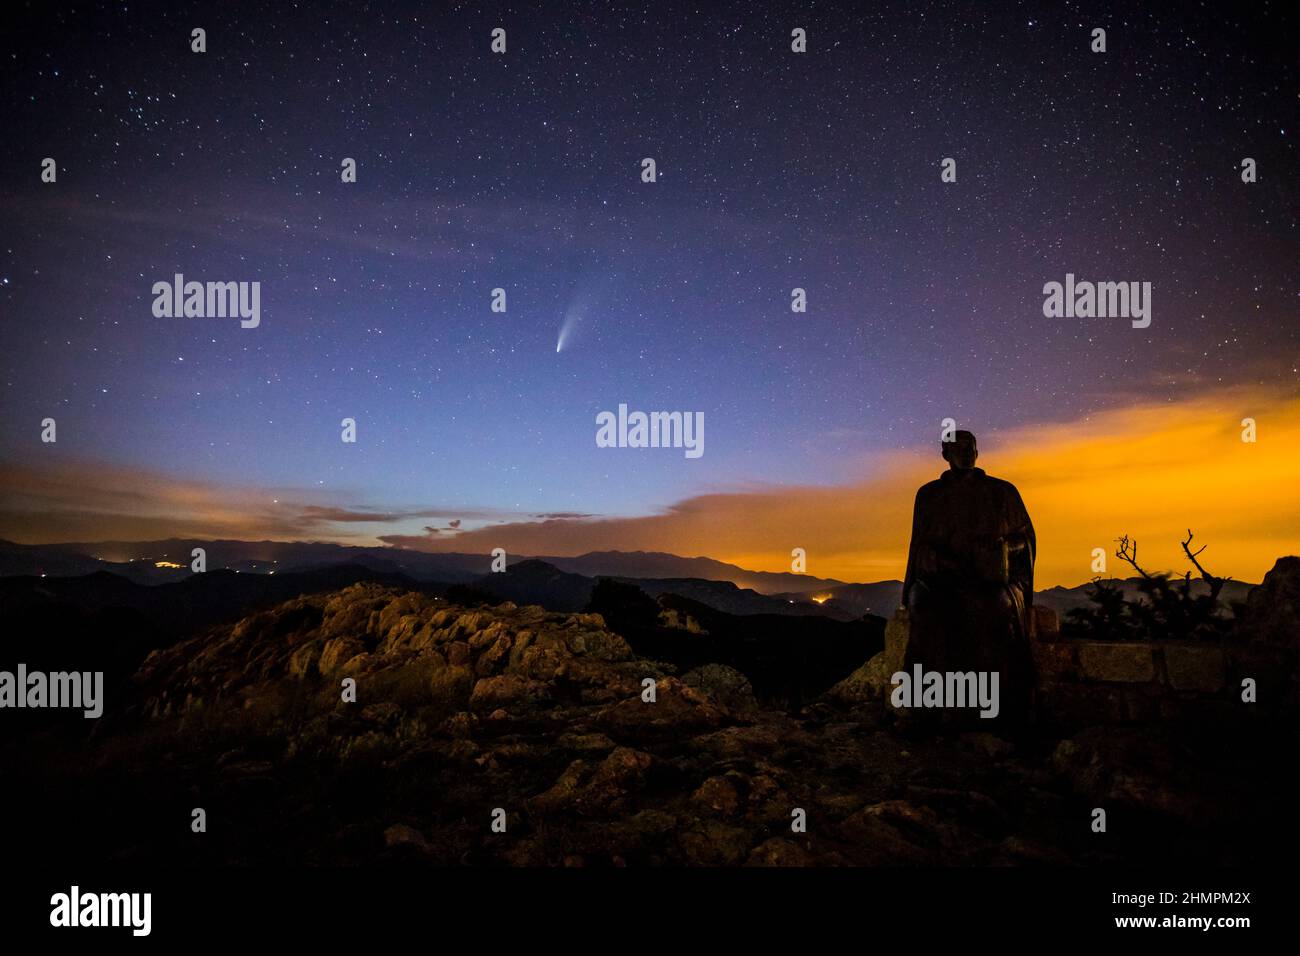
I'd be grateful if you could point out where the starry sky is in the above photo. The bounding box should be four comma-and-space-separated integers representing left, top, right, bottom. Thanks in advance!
1, 1, 1296, 586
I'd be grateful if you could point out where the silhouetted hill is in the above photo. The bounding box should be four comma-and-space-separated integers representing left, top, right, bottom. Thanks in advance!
1034, 576, 1255, 616
2, 538, 494, 582
460, 559, 596, 611
609, 577, 854, 618
0, 538, 148, 579
452, 563, 868, 620
0, 539, 1261, 621
0, 563, 429, 709
540, 550, 845, 594
771, 581, 905, 618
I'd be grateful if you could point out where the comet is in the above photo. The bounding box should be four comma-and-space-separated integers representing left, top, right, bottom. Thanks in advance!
555, 276, 606, 353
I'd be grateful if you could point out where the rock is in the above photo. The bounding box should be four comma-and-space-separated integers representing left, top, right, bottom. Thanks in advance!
825, 608, 908, 706
838, 800, 960, 865
677, 821, 752, 866
474, 633, 514, 676
564, 627, 633, 661
658, 606, 708, 634
360, 702, 401, 726
469, 674, 552, 713
960, 731, 1015, 759
1030, 604, 1061, 641
589, 746, 654, 793
992, 836, 1072, 865
120, 581, 1274, 868
691, 775, 741, 815
1078, 643, 1155, 682
597, 677, 728, 741
556, 732, 616, 751
1037, 682, 1126, 726
531, 747, 653, 815
288, 641, 321, 679
441, 712, 476, 739
745, 838, 813, 867
319, 636, 365, 675
383, 824, 430, 851
340, 652, 369, 676
1030, 641, 1076, 680
1164, 645, 1225, 693
1050, 727, 1211, 825
1240, 556, 1300, 646
682, 664, 758, 714
428, 665, 474, 712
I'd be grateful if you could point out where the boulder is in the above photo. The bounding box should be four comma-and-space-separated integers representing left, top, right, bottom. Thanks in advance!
682, 663, 758, 713
1164, 645, 1225, 693
1078, 643, 1155, 682
319, 636, 365, 675
1240, 556, 1300, 646
824, 608, 908, 705
469, 673, 552, 713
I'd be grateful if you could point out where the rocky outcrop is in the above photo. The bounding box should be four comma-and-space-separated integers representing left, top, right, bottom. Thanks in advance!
824, 609, 909, 707
86, 583, 1291, 867
681, 663, 758, 714
1240, 556, 1300, 646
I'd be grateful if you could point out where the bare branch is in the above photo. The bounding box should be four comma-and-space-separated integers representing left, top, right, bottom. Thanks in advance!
1181, 528, 1230, 601
1115, 535, 1152, 579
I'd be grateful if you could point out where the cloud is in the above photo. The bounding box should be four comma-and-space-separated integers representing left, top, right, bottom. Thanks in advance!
2, 385, 1296, 587
381, 385, 1300, 588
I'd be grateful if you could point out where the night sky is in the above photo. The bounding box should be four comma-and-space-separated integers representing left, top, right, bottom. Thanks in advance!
1, 1, 1296, 583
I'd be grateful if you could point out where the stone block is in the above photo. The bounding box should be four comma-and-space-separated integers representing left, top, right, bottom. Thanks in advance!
883, 610, 910, 665
1031, 641, 1076, 680
1121, 687, 1159, 722
1037, 682, 1125, 726
1030, 605, 1060, 642
1078, 643, 1155, 682
1163, 645, 1225, 693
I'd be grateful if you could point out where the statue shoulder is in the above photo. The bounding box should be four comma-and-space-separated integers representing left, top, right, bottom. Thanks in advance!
982, 472, 1023, 496
915, 477, 945, 499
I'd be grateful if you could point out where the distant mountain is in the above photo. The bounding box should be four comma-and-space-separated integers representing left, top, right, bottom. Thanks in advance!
0, 538, 137, 579
450, 563, 861, 619
0, 540, 1261, 621
1034, 576, 1256, 617
0, 538, 494, 583
538, 550, 844, 594
612, 577, 856, 619
0, 563, 426, 646
0, 540, 848, 596
771, 581, 904, 619
455, 559, 596, 612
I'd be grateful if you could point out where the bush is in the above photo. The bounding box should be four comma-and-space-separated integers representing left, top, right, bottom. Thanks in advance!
1064, 573, 1238, 642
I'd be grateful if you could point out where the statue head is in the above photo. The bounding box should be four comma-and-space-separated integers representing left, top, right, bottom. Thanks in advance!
942, 430, 978, 470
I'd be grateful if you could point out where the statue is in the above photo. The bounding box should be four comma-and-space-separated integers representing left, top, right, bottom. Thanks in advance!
900, 431, 1036, 726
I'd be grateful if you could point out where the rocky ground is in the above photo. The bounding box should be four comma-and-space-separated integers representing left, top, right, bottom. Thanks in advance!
8, 582, 1294, 867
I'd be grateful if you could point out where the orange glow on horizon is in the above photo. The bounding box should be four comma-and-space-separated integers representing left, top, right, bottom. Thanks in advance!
2, 386, 1297, 590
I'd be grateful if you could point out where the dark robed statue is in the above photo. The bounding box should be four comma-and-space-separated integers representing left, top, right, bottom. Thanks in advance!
901, 430, 1036, 724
